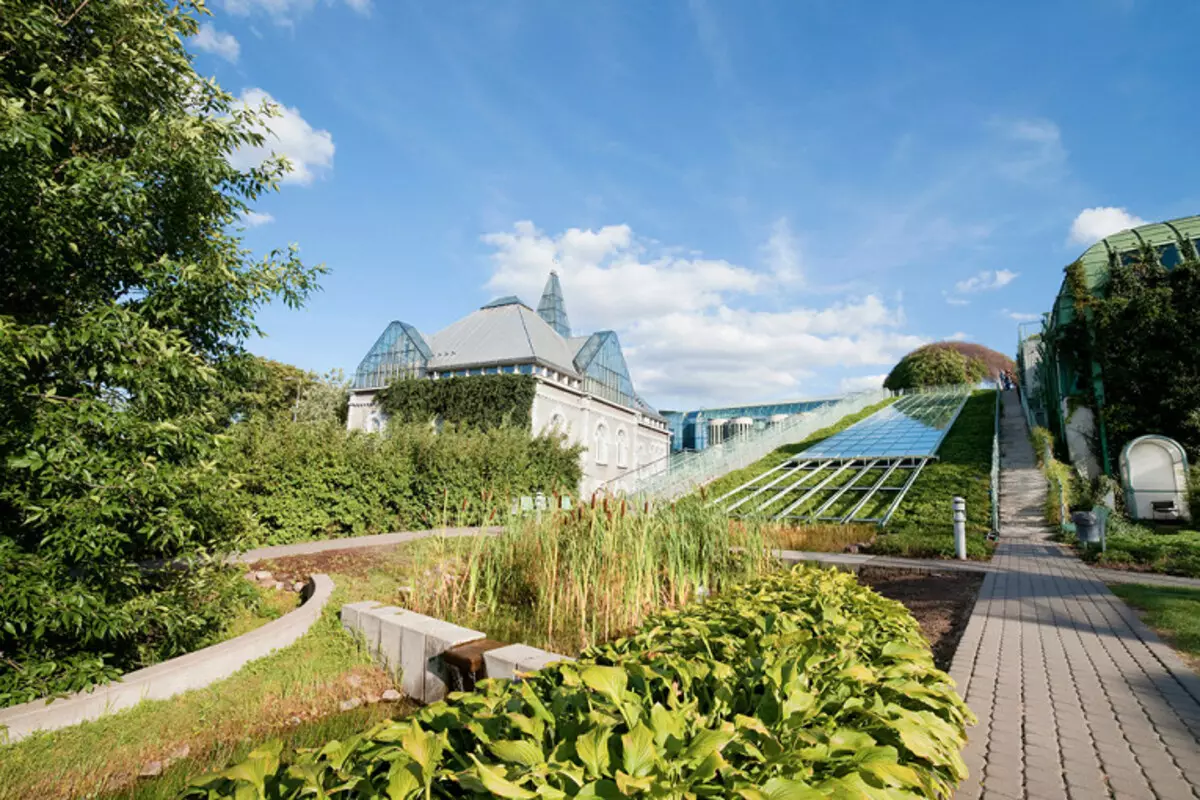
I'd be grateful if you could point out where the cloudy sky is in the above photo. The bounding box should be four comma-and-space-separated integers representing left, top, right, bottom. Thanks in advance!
203, 0, 1200, 409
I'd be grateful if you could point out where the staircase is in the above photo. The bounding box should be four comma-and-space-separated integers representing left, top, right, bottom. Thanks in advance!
998, 389, 1048, 533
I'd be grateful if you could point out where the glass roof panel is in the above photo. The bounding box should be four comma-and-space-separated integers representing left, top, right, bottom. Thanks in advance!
798, 391, 969, 459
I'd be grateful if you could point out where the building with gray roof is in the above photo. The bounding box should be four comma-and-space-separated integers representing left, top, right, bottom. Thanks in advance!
347, 271, 670, 495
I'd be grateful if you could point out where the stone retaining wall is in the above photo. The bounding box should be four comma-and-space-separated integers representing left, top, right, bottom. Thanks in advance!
0, 574, 334, 744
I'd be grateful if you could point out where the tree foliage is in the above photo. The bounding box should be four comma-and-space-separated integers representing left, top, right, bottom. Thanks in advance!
0, 1, 321, 704
378, 374, 538, 430
1087, 253, 1200, 459
883, 343, 1002, 391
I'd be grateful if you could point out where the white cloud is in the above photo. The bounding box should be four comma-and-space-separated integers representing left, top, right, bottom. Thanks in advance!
1068, 207, 1147, 247
953, 269, 1018, 294
944, 296, 970, 307
947, 331, 970, 341
839, 374, 887, 393
762, 217, 803, 286
192, 23, 240, 62
241, 211, 275, 227
1004, 310, 1041, 322
224, 0, 370, 22
483, 221, 927, 404
995, 117, 1067, 181
229, 89, 334, 185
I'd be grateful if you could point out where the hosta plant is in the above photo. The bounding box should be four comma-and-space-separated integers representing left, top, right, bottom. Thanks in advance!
185, 566, 974, 799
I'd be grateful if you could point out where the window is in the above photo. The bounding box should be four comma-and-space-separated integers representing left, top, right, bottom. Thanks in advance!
616, 429, 628, 469
1157, 244, 1182, 269
594, 423, 609, 465
518, 364, 533, 375
549, 412, 566, 433
368, 415, 383, 433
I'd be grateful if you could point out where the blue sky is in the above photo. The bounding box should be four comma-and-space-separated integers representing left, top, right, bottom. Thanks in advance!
194, 0, 1200, 409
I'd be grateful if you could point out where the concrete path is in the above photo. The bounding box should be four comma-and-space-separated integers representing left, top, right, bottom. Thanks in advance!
948, 390, 1200, 800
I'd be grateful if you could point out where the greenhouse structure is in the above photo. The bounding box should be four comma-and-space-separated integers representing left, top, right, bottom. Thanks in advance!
1021, 214, 1200, 477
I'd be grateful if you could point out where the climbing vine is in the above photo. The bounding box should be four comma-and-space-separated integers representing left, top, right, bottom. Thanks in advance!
378, 374, 538, 430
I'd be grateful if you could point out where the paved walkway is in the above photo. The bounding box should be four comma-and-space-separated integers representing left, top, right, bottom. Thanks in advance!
947, 391, 1200, 800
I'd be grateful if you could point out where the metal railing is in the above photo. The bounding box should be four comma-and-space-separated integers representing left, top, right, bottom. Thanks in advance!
623, 389, 892, 502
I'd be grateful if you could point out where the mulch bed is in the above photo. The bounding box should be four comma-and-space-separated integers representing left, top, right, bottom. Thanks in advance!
856, 566, 983, 671
248, 544, 416, 583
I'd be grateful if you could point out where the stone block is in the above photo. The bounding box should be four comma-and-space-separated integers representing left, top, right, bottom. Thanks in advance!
390, 613, 485, 703
360, 605, 406, 658
340, 601, 381, 634
484, 644, 574, 682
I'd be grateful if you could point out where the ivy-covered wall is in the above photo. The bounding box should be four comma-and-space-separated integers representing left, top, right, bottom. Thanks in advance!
1047, 245, 1200, 464
378, 374, 537, 430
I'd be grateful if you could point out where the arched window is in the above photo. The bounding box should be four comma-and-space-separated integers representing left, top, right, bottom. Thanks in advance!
616, 429, 628, 469
594, 422, 609, 465
549, 412, 566, 432
368, 415, 382, 433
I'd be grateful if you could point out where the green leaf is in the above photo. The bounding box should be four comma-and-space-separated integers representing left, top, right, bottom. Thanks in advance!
386, 762, 422, 800
621, 724, 657, 777
468, 756, 537, 799
575, 726, 612, 779
759, 777, 824, 800
581, 665, 628, 704
488, 739, 546, 767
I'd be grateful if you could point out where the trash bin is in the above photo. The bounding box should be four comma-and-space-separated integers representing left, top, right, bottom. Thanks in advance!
1072, 510, 1100, 545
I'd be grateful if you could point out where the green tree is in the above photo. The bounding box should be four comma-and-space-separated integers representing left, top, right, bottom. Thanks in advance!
0, 1, 322, 703
884, 345, 990, 392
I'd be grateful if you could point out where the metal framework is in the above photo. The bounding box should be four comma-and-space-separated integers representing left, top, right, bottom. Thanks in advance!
712, 390, 969, 525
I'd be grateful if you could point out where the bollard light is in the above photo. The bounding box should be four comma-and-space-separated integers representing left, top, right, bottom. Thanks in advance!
952, 496, 967, 561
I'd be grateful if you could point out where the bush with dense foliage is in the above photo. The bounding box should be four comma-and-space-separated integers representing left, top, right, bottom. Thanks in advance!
884, 342, 1013, 392
189, 567, 973, 799
0, 2, 321, 705
229, 420, 583, 545
379, 374, 538, 430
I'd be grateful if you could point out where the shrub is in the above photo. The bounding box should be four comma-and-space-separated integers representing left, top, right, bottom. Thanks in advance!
188, 567, 973, 799
884, 342, 1012, 392
228, 420, 583, 546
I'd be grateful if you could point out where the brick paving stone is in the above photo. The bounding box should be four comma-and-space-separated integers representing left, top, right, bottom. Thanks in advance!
952, 391, 1200, 799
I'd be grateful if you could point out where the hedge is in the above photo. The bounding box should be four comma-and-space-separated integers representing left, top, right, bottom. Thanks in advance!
186, 566, 973, 799
228, 419, 582, 546
379, 374, 538, 431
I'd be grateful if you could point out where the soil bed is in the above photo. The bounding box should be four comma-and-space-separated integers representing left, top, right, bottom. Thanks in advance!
856, 566, 983, 671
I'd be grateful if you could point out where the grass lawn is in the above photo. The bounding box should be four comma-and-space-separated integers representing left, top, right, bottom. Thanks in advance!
1110, 583, 1200, 669
0, 544, 448, 800
1081, 516, 1200, 578
867, 390, 997, 561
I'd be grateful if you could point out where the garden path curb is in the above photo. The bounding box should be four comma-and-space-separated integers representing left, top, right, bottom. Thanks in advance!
236, 527, 501, 563
0, 574, 334, 744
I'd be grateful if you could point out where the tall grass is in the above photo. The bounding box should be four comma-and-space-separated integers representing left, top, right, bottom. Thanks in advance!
407, 497, 772, 654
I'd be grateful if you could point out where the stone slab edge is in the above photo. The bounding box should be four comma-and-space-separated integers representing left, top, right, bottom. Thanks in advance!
0, 574, 335, 744
237, 527, 502, 564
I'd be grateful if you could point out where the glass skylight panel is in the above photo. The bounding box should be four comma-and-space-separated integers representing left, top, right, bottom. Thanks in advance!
798, 392, 968, 459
